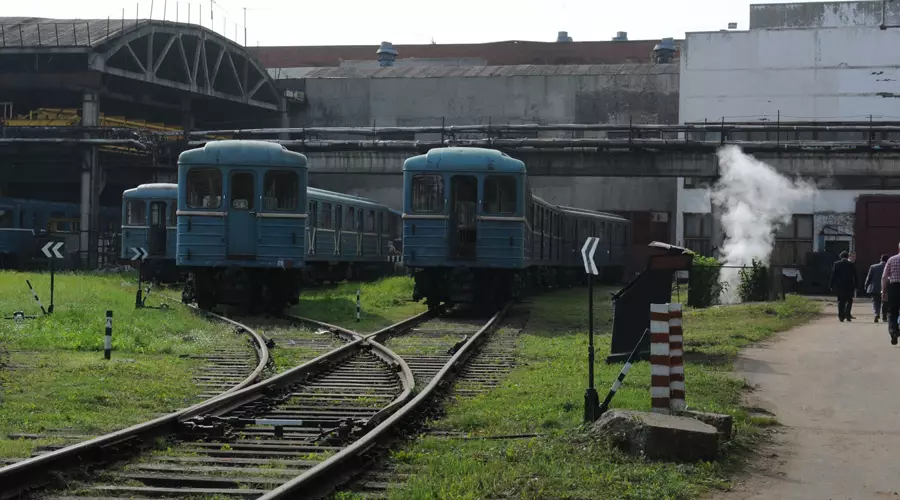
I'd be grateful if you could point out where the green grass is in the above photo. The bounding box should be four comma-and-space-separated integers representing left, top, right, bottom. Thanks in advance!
291, 276, 426, 333
0, 271, 248, 458
384, 288, 822, 500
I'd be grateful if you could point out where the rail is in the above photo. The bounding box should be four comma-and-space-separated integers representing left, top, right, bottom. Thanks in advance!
259, 301, 513, 499
0, 305, 271, 499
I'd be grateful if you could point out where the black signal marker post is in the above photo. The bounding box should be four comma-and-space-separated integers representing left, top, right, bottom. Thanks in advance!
40, 241, 64, 314
581, 236, 601, 423
104, 310, 113, 360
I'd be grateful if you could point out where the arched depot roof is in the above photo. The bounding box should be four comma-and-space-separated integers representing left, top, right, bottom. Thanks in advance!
0, 17, 285, 111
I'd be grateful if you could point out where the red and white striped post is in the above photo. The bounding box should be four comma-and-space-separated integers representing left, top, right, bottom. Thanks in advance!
668, 303, 685, 411
649, 303, 671, 413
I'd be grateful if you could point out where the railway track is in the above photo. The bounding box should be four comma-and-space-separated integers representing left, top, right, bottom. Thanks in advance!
2, 302, 512, 500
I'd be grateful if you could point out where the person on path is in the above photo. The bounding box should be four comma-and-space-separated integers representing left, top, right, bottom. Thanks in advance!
866, 254, 890, 323
830, 250, 858, 322
881, 243, 900, 344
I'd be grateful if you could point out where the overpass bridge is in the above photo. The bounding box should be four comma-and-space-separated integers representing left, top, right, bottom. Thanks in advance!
166, 122, 900, 180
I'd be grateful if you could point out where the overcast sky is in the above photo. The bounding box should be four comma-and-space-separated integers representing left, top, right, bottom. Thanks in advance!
9, 0, 804, 46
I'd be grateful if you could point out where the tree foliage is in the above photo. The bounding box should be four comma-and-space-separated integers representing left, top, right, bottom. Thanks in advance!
687, 254, 724, 308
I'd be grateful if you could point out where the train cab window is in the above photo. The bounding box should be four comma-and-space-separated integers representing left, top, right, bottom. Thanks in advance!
0, 208, 12, 228
322, 203, 333, 229
150, 203, 163, 226
346, 207, 356, 230
365, 210, 375, 232
263, 170, 299, 210
126, 200, 146, 225
411, 175, 444, 213
186, 168, 223, 209
484, 175, 517, 214
231, 173, 254, 210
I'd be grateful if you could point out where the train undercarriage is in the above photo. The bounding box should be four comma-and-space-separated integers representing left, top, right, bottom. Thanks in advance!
301, 261, 399, 285
412, 265, 625, 309
182, 267, 302, 314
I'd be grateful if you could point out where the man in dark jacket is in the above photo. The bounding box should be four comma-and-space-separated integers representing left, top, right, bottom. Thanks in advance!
866, 254, 890, 323
830, 251, 858, 322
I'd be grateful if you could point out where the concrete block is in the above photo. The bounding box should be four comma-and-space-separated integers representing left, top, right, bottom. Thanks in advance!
591, 409, 719, 462
675, 409, 734, 442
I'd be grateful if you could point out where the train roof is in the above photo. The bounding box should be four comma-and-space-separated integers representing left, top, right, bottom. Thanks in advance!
308, 187, 393, 211
123, 183, 177, 199
403, 147, 526, 173
179, 140, 308, 169
558, 205, 631, 223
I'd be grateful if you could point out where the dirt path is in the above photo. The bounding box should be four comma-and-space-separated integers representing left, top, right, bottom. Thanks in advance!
713, 298, 900, 500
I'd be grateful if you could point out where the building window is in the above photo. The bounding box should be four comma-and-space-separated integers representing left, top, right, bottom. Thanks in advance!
186, 168, 222, 209
411, 175, 444, 213
483, 175, 517, 214
263, 170, 299, 211
683, 212, 713, 256
773, 214, 814, 266
127, 200, 146, 225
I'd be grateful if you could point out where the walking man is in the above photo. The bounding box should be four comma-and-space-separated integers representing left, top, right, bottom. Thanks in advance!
830, 250, 858, 322
881, 243, 900, 344
866, 254, 890, 322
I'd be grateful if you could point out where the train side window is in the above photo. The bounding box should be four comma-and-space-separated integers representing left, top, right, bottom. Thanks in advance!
335, 205, 343, 230
186, 168, 223, 209
150, 203, 162, 226
322, 203, 333, 229
19, 210, 25, 228
263, 170, 299, 210
309, 201, 318, 227
126, 200, 146, 225
231, 173, 254, 210
0, 208, 12, 228
366, 210, 375, 232
411, 175, 444, 213
169, 202, 176, 225
346, 207, 356, 230
484, 175, 517, 214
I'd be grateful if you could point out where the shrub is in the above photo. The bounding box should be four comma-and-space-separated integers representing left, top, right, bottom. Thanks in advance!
687, 254, 724, 308
739, 259, 769, 303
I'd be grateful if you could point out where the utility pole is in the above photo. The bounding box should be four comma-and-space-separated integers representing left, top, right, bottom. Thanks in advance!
243, 7, 247, 46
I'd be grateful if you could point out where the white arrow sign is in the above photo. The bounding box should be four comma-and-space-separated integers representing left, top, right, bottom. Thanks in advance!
41, 241, 65, 259
581, 237, 600, 276
130, 247, 149, 261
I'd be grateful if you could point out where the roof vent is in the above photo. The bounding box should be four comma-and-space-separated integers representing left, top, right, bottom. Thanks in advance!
728, 22, 738, 29
376, 41, 399, 67
557, 31, 573, 43
652, 37, 676, 63
612, 31, 628, 41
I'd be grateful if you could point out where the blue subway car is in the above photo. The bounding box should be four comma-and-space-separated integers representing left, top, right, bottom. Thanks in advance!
306, 187, 402, 283
121, 183, 180, 282
177, 140, 309, 313
402, 147, 630, 308
0, 197, 119, 268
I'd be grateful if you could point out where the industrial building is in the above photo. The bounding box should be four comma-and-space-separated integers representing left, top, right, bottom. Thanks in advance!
676, 0, 900, 274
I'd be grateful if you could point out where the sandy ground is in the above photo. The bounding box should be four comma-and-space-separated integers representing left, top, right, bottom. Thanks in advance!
711, 297, 900, 500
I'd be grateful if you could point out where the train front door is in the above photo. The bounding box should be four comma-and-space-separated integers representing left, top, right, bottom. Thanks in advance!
449, 175, 478, 260
147, 201, 167, 256
227, 171, 257, 258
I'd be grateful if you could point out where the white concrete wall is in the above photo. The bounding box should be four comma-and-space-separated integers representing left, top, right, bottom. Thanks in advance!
680, 27, 900, 123
749, 1, 898, 29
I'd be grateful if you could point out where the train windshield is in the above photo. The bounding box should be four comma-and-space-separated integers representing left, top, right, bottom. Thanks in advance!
484, 175, 517, 214
411, 175, 444, 213
126, 200, 146, 225
186, 168, 223, 209
263, 170, 299, 211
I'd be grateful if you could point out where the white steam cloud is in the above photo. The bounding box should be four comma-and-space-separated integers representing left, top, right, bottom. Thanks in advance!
711, 146, 817, 304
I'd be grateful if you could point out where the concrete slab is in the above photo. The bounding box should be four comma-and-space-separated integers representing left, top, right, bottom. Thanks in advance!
592, 409, 719, 462
710, 298, 900, 499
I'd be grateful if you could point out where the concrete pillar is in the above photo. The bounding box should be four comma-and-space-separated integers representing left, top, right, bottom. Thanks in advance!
81, 91, 99, 268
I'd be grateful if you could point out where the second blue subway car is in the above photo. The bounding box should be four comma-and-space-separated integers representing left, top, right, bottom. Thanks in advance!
121, 183, 180, 282
177, 140, 309, 313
